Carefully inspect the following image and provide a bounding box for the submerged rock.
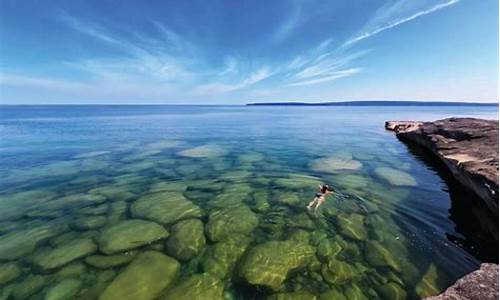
[31,238,97,271]
[205,205,258,242]
[269,291,318,300]
[99,251,180,300]
[0,224,63,260]
[364,240,401,272]
[71,215,107,230]
[161,273,224,300]
[416,264,443,298]
[0,262,21,285]
[177,145,227,158]
[319,288,346,300]
[97,220,169,254]
[374,167,417,187]
[336,213,367,241]
[149,181,187,193]
[131,192,202,225]
[237,238,315,291]
[375,282,407,300]
[310,155,362,173]
[201,235,250,278]
[166,219,206,261]
[321,258,357,284]
[11,274,47,300]
[274,175,322,190]
[45,279,83,300]
[316,238,342,262]
[276,192,301,208]
[252,190,270,212]
[85,252,137,269]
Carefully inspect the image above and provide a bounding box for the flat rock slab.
[385,118,498,215]
[31,238,97,271]
[425,263,498,300]
[97,220,169,254]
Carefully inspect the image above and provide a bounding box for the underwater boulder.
[375,282,407,300]
[310,155,362,173]
[30,238,97,271]
[0,262,21,285]
[166,219,206,261]
[11,274,47,300]
[274,175,322,190]
[97,219,169,254]
[252,190,271,212]
[276,192,301,208]
[44,279,82,300]
[161,273,224,300]
[71,215,107,230]
[201,234,250,278]
[415,264,443,298]
[131,192,203,226]
[374,167,417,187]
[364,240,401,272]
[319,288,347,300]
[84,252,137,269]
[237,238,315,291]
[205,205,258,242]
[268,291,318,300]
[336,213,367,241]
[316,238,342,262]
[99,251,180,300]
[177,145,227,158]
[321,258,357,284]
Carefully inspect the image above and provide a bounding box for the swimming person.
[307,184,333,212]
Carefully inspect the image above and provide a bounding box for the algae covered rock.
[237,238,315,291]
[321,258,357,284]
[71,215,107,230]
[364,240,401,272]
[276,192,301,208]
[201,235,250,278]
[45,279,82,300]
[131,192,202,225]
[319,288,347,300]
[415,264,443,298]
[99,251,180,300]
[274,175,322,190]
[31,238,97,271]
[269,291,317,300]
[336,213,367,241]
[0,224,63,260]
[375,282,407,300]
[85,252,137,269]
[166,219,206,261]
[161,273,224,300]
[316,238,342,262]
[374,167,417,187]
[205,205,258,242]
[252,190,270,212]
[97,219,169,254]
[11,274,47,300]
[0,262,21,285]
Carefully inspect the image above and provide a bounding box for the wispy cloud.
[194,67,272,95]
[271,1,303,44]
[344,0,460,47]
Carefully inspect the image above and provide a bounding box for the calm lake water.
[0,105,498,300]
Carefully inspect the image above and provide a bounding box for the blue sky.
[0,0,498,104]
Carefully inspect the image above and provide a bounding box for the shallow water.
[0,105,498,300]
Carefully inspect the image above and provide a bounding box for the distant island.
[247,101,499,106]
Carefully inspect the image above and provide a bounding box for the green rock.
[85,252,137,269]
[415,264,443,298]
[97,219,169,254]
[376,282,407,300]
[71,215,107,230]
[161,273,224,300]
[287,213,315,230]
[177,145,227,158]
[219,170,252,181]
[374,167,417,187]
[166,219,206,261]
[252,191,270,212]
[319,288,346,300]
[0,262,21,285]
[343,283,368,300]
[77,270,116,300]
[205,205,258,242]
[35,193,106,212]
[276,192,301,207]
[31,238,97,271]
[0,224,63,260]
[131,192,203,225]
[237,153,265,163]
[321,259,356,284]
[201,235,249,278]
[336,213,367,241]
[364,240,400,272]
[80,203,109,216]
[237,238,315,291]
[149,181,187,193]
[274,175,322,190]
[269,291,317,300]
[316,239,342,262]
[44,279,82,300]
[54,262,87,279]
[11,274,47,300]
[99,251,180,300]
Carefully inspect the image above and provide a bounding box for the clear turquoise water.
[0,105,497,299]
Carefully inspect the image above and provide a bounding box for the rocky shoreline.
[385,118,498,215]
[386,117,499,300]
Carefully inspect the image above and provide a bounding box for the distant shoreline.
[247,101,499,106]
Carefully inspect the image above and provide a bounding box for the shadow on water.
[398,137,499,264]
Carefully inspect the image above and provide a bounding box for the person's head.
[322,184,333,193]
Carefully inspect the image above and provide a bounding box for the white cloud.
[288,68,361,86]
[343,0,460,47]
